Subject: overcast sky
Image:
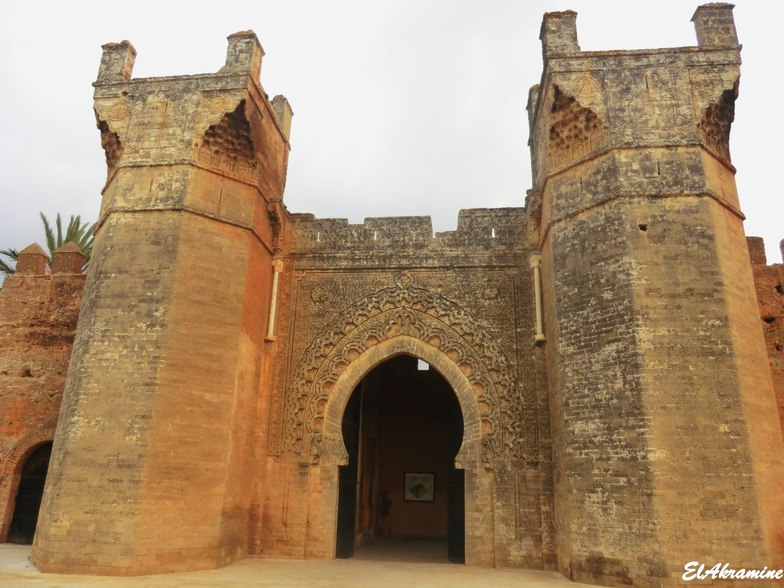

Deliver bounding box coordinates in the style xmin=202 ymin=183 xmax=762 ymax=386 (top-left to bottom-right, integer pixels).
xmin=0 ymin=0 xmax=781 ymax=281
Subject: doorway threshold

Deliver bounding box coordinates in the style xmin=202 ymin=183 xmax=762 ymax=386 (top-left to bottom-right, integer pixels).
xmin=353 ymin=537 xmax=450 ymax=563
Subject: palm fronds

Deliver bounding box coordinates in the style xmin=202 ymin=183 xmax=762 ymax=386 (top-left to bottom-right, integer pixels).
xmin=0 ymin=248 xmax=19 ymax=275
xmin=1 ymin=214 xmax=95 ymax=276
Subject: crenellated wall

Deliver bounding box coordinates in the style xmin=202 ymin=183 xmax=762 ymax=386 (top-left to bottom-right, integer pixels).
xmin=289 ymin=208 xmax=525 ymax=255
xmin=251 ymin=206 xmax=556 ymax=567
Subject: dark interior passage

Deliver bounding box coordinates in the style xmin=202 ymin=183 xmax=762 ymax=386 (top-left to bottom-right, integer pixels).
xmin=7 ymin=442 xmax=52 ymax=544
xmin=336 ymin=355 xmax=464 ymax=562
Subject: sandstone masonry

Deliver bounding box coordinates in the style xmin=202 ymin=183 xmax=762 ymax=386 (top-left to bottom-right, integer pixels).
xmin=0 ymin=5 xmax=782 ymax=588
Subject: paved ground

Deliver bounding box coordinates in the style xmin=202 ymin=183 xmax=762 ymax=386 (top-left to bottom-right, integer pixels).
xmin=0 ymin=542 xmax=591 ymax=588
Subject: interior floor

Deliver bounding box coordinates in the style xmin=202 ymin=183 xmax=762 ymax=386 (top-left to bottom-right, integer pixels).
xmin=353 ymin=537 xmax=449 ymax=563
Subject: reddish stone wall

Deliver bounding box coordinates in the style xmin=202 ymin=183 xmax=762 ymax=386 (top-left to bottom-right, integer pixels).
xmin=749 ymin=237 xmax=784 ymax=436
xmin=0 ymin=256 xmax=85 ymax=541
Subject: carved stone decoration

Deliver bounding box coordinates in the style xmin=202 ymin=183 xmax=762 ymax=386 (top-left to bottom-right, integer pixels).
xmin=309 ymin=285 xmax=328 ymax=304
xmin=394 ymin=270 xmax=415 ymax=289
xmin=551 ymin=72 xmax=604 ymax=121
xmin=105 ymin=99 xmax=131 ymax=122
xmin=267 ymin=201 xmax=285 ymax=253
xmin=698 ymin=80 xmax=738 ymax=162
xmin=572 ymin=72 xmax=601 ymax=102
xmin=482 ymin=283 xmax=501 ymax=301
xmin=96 ymin=116 xmax=123 ymax=174
xmin=547 ymin=85 xmax=606 ymax=171
xmin=280 ymin=279 xmax=522 ymax=467
xmin=643 ymin=70 xmax=679 ymax=129
xmin=197 ymin=99 xmax=258 ymax=180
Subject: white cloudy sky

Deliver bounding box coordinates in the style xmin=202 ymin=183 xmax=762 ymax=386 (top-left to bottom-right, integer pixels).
xmin=0 ymin=0 xmax=781 ymax=278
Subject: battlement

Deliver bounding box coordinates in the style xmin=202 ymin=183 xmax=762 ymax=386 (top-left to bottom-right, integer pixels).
xmin=528 ymin=3 xmax=743 ymax=237
xmin=539 ymin=11 xmax=579 ymax=58
xmin=10 ymin=242 xmax=86 ymax=277
xmin=531 ymin=3 xmax=741 ymax=151
xmin=692 ymin=3 xmax=740 ymax=48
xmin=0 ymin=242 xmax=85 ymax=343
xmin=748 ymin=236 xmax=784 ymax=266
xmin=92 ymin=31 xmax=293 ymax=198
xmin=539 ymin=2 xmax=738 ymax=60
xmin=220 ymin=30 xmax=265 ymax=79
xmin=96 ymin=30 xmax=266 ymax=85
xmin=0 ymin=243 xmax=86 ymax=318
xmin=96 ymin=41 xmax=136 ymax=83
xmin=289 ymin=207 xmax=526 ymax=254
xmin=90 ymin=32 xmax=293 ymax=261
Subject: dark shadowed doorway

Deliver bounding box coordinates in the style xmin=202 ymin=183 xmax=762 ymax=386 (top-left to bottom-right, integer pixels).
xmin=336 ymin=354 xmax=464 ymax=563
xmin=7 ymin=441 xmax=52 ymax=544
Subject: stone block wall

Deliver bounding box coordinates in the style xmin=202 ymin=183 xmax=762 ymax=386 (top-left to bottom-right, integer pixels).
xmin=531 ymin=4 xmax=784 ymax=586
xmin=0 ymin=245 xmax=85 ymax=542
xmin=749 ymin=237 xmax=784 ymax=435
xmin=251 ymin=208 xmax=555 ymax=568
xmin=30 ymin=32 xmax=292 ymax=575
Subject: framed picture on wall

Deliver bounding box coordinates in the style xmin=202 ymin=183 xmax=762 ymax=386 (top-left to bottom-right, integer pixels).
xmin=404 ymin=472 xmax=435 ymax=502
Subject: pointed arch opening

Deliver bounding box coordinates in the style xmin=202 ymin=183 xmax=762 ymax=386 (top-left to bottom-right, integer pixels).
xmin=334 ymin=353 xmax=465 ymax=563
xmin=291 ymin=288 xmax=508 ymax=566
xmin=309 ymin=335 xmax=495 ymax=564
xmin=4 ymin=441 xmax=53 ymax=545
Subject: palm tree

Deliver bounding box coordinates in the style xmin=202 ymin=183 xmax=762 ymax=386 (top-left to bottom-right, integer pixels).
xmin=0 ymin=213 xmax=96 ymax=275
xmin=0 ymin=248 xmax=19 ymax=275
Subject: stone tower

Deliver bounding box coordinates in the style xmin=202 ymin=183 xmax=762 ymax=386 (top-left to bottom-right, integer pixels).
xmin=527 ymin=4 xmax=784 ymax=586
xmin=31 ymin=32 xmax=292 ymax=573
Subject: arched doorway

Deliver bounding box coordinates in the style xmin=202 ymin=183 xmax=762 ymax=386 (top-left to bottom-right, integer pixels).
xmin=7 ymin=442 xmax=52 ymax=544
xmin=335 ymin=354 xmax=465 ymax=562
xmin=305 ymin=329 xmax=501 ymax=566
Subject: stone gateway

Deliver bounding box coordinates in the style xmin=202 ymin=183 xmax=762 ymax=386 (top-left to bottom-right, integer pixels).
xmin=1 ymin=5 xmax=783 ymax=588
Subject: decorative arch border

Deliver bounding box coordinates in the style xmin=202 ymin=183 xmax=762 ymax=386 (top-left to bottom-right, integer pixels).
xmin=0 ymin=422 xmax=57 ymax=542
xmin=318 ymin=335 xmax=484 ymax=468
xmin=302 ymin=335 xmax=498 ymax=566
xmin=281 ymin=274 xmax=520 ymax=467
xmin=0 ymin=422 xmax=57 ymax=478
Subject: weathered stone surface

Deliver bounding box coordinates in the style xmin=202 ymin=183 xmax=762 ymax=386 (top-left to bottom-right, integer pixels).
xmin=531 ymin=4 xmax=784 ymax=586
xmin=0 ymin=257 xmax=84 ymax=543
xmin=749 ymin=236 xmax=784 ymax=438
xmin=28 ymin=30 xmax=291 ymax=575
xmin=254 ymin=205 xmax=544 ymax=567
xmin=0 ymin=5 xmax=782 ymax=588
